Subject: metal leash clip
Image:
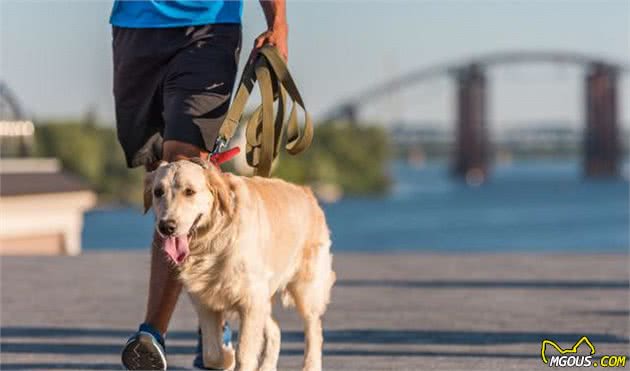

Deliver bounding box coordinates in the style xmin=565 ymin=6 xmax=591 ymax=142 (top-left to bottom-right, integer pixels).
xmin=211 ymin=136 xmax=228 ymax=155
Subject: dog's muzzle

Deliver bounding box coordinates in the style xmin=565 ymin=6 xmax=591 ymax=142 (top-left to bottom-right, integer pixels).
xmin=159 ymin=213 xmax=203 ymax=265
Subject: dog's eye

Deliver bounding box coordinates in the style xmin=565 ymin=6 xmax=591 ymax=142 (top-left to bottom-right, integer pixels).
xmin=153 ymin=188 xmax=164 ymax=198
xmin=184 ymin=188 xmax=196 ymax=197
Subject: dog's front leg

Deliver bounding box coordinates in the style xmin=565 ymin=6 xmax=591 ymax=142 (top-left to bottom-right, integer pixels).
xmin=258 ymin=315 xmax=281 ymax=371
xmin=191 ymin=297 xmax=235 ymax=370
xmin=236 ymin=301 xmax=269 ymax=371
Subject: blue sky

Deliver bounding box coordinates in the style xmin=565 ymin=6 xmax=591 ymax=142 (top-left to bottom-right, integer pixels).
xmin=1 ymin=0 xmax=628 ymax=129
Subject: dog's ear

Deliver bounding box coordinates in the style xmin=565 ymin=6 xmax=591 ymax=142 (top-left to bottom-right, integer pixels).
xmin=143 ymin=171 xmax=155 ymax=214
xmin=143 ymin=162 xmax=167 ymax=213
xmin=205 ymin=166 xmax=233 ymax=217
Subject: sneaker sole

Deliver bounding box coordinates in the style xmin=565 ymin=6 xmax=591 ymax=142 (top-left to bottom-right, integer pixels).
xmin=121 ymin=332 xmax=167 ymax=370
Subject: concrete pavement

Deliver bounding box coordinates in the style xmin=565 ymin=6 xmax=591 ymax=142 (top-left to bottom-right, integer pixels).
xmin=1 ymin=252 xmax=628 ymax=370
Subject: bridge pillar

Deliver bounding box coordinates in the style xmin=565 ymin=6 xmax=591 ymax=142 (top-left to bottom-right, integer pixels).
xmin=454 ymin=64 xmax=488 ymax=184
xmin=584 ymin=64 xmax=619 ymax=177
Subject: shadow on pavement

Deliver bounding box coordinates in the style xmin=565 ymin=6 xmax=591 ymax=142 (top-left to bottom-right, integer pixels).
xmin=2 ymin=326 xmax=627 ymax=349
xmin=2 ymin=326 xmax=627 ymax=369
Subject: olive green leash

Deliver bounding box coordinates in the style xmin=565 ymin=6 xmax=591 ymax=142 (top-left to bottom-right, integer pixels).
xmin=213 ymin=45 xmax=313 ymax=177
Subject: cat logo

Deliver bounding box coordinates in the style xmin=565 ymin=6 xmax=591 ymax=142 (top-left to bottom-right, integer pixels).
xmin=541 ymin=336 xmax=627 ymax=368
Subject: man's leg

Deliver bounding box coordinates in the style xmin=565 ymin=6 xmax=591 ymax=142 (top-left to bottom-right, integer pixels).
xmin=117 ymin=20 xmax=240 ymax=370
xmin=126 ymin=22 xmax=241 ymax=370
xmin=162 ymin=141 xmax=209 ymax=163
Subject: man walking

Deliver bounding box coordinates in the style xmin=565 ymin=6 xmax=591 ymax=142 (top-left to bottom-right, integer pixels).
xmin=110 ymin=1 xmax=288 ymax=369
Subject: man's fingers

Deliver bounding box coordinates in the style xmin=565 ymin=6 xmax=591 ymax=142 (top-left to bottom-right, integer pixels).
xmin=255 ymin=35 xmax=267 ymax=49
xmin=248 ymin=32 xmax=288 ymax=63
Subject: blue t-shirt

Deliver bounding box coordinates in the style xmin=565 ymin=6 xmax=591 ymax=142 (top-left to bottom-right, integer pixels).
xmin=110 ymin=0 xmax=243 ymax=28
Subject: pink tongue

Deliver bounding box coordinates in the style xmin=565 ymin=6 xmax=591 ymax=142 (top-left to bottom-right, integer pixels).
xmin=163 ymin=236 xmax=189 ymax=264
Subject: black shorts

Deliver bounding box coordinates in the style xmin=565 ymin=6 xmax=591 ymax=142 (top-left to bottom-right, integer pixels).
xmin=112 ymin=24 xmax=241 ymax=168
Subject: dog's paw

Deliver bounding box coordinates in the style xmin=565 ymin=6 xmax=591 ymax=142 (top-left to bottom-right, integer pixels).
xmin=302 ymin=362 xmax=322 ymax=371
xmin=204 ymin=343 xmax=236 ymax=371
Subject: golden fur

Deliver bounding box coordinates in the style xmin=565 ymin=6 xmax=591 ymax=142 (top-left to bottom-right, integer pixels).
xmin=145 ymin=160 xmax=335 ymax=371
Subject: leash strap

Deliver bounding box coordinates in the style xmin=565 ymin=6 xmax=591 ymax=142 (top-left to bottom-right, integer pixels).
xmin=216 ymin=45 xmax=313 ymax=177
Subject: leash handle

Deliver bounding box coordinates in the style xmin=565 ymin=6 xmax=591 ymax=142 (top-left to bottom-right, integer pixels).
xmin=216 ymin=45 xmax=313 ymax=177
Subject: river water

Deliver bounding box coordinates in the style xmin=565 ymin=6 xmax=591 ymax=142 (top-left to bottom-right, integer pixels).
xmin=83 ymin=160 xmax=629 ymax=253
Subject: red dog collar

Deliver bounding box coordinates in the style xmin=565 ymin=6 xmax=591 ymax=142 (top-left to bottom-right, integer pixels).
xmin=209 ymin=147 xmax=240 ymax=166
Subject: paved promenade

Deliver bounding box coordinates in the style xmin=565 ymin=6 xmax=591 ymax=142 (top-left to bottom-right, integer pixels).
xmin=1 ymin=252 xmax=628 ymax=370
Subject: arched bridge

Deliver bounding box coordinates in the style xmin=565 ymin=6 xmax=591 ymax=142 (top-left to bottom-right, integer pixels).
xmin=0 ymin=81 xmax=27 ymax=121
xmin=325 ymin=51 xmax=628 ymax=180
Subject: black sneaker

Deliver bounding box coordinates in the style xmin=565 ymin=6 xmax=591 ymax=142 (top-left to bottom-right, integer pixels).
xmin=121 ymin=323 xmax=167 ymax=370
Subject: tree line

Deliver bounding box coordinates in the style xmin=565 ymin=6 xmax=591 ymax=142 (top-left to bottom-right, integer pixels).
xmin=30 ymin=120 xmax=390 ymax=205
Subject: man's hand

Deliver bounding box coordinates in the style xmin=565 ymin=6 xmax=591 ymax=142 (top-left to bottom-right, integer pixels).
xmin=251 ymin=24 xmax=288 ymax=62
xmin=250 ymin=0 xmax=288 ymax=63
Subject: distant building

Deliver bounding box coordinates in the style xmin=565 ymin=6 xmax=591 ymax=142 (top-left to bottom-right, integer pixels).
xmin=0 ymin=82 xmax=96 ymax=255
xmin=0 ymin=158 xmax=96 ymax=255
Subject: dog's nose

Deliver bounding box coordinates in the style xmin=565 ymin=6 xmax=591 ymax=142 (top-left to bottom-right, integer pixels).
xmin=158 ymin=219 xmax=176 ymax=236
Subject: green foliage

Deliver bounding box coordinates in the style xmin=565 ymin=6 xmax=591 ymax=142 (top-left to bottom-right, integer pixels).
xmin=34 ymin=121 xmax=144 ymax=205
xmin=31 ymin=119 xmax=390 ymax=205
xmin=274 ymin=121 xmax=391 ymax=195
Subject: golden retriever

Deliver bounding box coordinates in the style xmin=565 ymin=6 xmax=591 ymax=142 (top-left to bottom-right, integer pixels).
xmin=144 ymin=159 xmax=335 ymax=371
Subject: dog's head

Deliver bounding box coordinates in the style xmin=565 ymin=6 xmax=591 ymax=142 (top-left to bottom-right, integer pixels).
xmin=143 ymin=159 xmax=233 ymax=265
